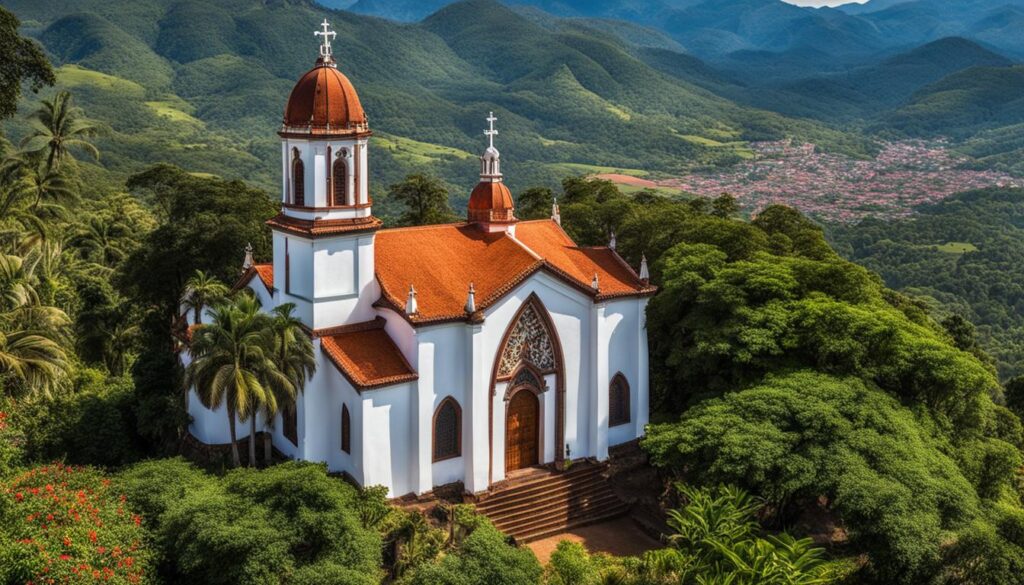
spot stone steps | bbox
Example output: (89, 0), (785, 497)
(474, 461), (629, 543)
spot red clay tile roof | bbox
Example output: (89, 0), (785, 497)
(374, 220), (654, 324)
(317, 318), (418, 390)
(514, 221), (651, 299)
(235, 263), (275, 293)
(376, 223), (541, 322)
(282, 59), (368, 136)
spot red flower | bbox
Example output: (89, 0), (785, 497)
(15, 492), (23, 502)
(59, 554), (70, 561)
(62, 537), (71, 547)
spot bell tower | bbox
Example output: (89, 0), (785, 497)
(267, 19), (381, 330)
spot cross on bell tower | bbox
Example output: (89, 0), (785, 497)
(485, 111), (498, 149)
(315, 19), (337, 63)
(481, 111), (501, 178)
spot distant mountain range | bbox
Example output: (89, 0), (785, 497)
(5, 0), (1022, 195)
(328, 0), (1024, 63)
(1, 0), (868, 195)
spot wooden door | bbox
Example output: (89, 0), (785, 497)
(506, 390), (539, 472)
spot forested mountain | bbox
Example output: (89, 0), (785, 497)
(735, 37), (1015, 122)
(1, 0), (868, 195)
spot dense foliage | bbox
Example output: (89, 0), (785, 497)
(118, 459), (384, 585)
(830, 188), (1024, 379)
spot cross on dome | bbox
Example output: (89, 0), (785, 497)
(315, 19), (337, 61)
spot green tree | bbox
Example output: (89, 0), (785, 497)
(711, 193), (740, 219)
(0, 252), (68, 397)
(184, 294), (280, 467)
(20, 91), (99, 171)
(264, 303), (315, 463)
(182, 270), (229, 325)
(73, 215), (130, 268)
(0, 7), (54, 121)
(516, 186), (554, 220)
(644, 372), (990, 582)
(388, 174), (455, 226)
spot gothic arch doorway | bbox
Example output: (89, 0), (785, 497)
(489, 293), (565, 482)
(506, 389), (540, 472)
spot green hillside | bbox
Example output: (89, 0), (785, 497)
(879, 65), (1024, 138)
(1, 0), (871, 196)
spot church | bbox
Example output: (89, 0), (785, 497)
(184, 21), (655, 498)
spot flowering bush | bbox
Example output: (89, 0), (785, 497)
(0, 463), (152, 584)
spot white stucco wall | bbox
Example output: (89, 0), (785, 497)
(186, 237), (650, 498)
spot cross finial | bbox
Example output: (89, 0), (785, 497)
(484, 111), (498, 149)
(314, 19), (337, 60)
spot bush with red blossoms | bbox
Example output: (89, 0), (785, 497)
(0, 463), (153, 584)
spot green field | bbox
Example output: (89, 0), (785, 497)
(375, 134), (475, 165)
(543, 162), (650, 177)
(56, 65), (145, 97)
(934, 241), (978, 254)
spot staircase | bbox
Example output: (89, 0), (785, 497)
(474, 461), (630, 543)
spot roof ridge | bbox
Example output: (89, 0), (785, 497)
(378, 221), (468, 234)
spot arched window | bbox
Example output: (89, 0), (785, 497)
(341, 405), (351, 454)
(609, 374), (630, 427)
(292, 148), (305, 206)
(332, 156), (348, 206)
(284, 405), (298, 446)
(432, 397), (461, 462)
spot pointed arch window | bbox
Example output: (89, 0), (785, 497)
(433, 397), (461, 462)
(609, 373), (630, 427)
(332, 155), (348, 206)
(341, 404), (351, 454)
(291, 148), (305, 206)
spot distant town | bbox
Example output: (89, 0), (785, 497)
(665, 140), (1021, 222)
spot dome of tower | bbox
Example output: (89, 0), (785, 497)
(282, 58), (368, 135)
(468, 181), (515, 224)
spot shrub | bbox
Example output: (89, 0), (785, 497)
(118, 459), (382, 585)
(0, 463), (153, 584)
(408, 521), (541, 585)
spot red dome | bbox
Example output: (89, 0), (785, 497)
(282, 59), (368, 135)
(468, 181), (516, 224)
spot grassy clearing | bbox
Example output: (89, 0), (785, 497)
(145, 100), (205, 127)
(934, 242), (978, 254)
(56, 65), (145, 97)
(375, 133), (474, 164)
(544, 162), (649, 177)
(618, 183), (688, 197)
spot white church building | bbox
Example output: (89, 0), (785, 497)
(183, 21), (655, 497)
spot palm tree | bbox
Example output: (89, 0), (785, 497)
(20, 91), (99, 171)
(184, 294), (285, 467)
(21, 157), (75, 210)
(263, 303), (315, 463)
(182, 270), (229, 325)
(72, 216), (129, 268)
(0, 253), (69, 397)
